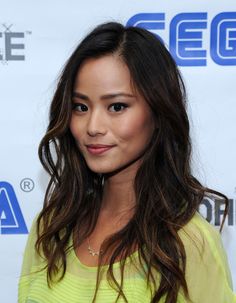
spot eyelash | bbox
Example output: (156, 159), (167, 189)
(72, 102), (128, 113)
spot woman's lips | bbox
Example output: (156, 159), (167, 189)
(86, 145), (115, 155)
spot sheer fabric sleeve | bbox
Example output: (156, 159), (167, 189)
(18, 214), (45, 303)
(178, 212), (236, 303)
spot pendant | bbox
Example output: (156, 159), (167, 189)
(88, 245), (101, 256)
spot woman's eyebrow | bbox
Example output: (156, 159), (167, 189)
(72, 91), (136, 100)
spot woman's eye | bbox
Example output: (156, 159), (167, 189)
(109, 103), (128, 112)
(72, 103), (88, 112)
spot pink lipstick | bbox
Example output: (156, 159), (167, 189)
(86, 144), (115, 155)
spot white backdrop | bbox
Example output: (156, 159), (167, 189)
(0, 1), (235, 302)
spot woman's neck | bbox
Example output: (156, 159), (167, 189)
(100, 158), (141, 216)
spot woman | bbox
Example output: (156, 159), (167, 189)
(18, 22), (235, 303)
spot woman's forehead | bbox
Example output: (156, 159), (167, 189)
(74, 55), (134, 92)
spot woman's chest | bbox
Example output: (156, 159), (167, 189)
(26, 270), (156, 303)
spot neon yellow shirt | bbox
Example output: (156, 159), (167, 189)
(18, 212), (236, 303)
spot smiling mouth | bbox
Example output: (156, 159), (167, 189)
(86, 145), (115, 155)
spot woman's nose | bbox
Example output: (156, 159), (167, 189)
(87, 109), (107, 136)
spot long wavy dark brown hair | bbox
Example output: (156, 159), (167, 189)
(36, 22), (228, 303)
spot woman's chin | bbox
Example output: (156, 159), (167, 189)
(87, 164), (115, 174)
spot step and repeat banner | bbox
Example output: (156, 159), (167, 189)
(0, 1), (235, 301)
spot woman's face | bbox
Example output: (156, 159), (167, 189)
(70, 54), (155, 174)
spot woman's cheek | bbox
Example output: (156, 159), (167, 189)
(114, 124), (137, 142)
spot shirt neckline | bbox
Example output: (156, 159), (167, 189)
(69, 233), (140, 272)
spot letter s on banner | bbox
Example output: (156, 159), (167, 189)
(126, 13), (165, 43)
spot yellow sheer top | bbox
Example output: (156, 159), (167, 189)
(18, 212), (236, 303)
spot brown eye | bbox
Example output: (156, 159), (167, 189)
(109, 103), (128, 112)
(72, 103), (88, 112)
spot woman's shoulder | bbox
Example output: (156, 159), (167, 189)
(179, 211), (220, 244)
(178, 210), (228, 266)
(178, 211), (235, 302)
(26, 212), (40, 245)
(20, 212), (46, 274)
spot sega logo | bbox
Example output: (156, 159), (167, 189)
(0, 24), (25, 61)
(127, 12), (236, 66)
(0, 181), (28, 234)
